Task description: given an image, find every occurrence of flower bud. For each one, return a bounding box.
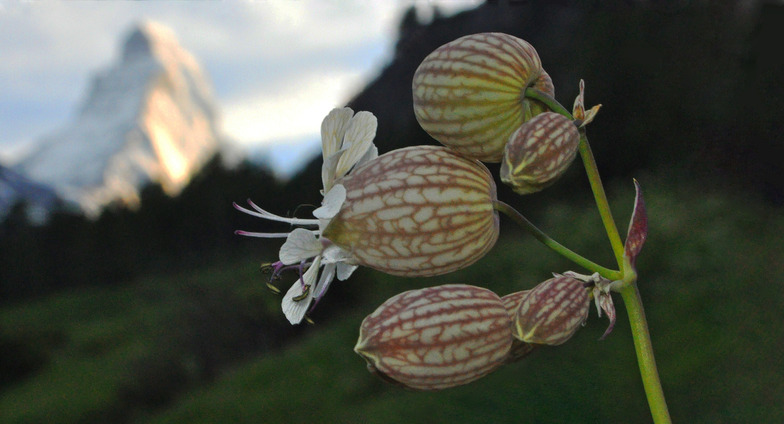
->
[355,284,513,390]
[500,112,580,195]
[514,274,590,345]
[500,290,529,318]
[412,32,555,162]
[500,290,535,362]
[323,146,499,277]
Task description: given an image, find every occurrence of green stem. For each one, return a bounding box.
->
[524,88,572,117]
[493,200,621,280]
[525,86,670,421]
[525,88,624,268]
[579,127,670,422]
[577,132,626,269]
[620,283,672,424]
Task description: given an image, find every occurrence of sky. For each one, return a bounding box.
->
[0,0,482,173]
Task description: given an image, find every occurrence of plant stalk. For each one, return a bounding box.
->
[525,88,625,268]
[524,87,670,421]
[524,88,571,117]
[578,132,670,422]
[493,200,620,280]
[577,132,626,269]
[621,283,672,424]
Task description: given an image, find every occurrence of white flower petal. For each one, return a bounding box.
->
[313,262,337,300]
[321,245,357,280]
[355,144,378,169]
[321,149,345,194]
[334,111,377,179]
[281,282,313,325]
[281,257,321,325]
[279,228,322,265]
[313,184,346,220]
[336,262,358,281]
[321,108,354,163]
[321,244,351,263]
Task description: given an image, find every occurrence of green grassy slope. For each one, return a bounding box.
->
[148,179,784,424]
[0,256,283,424]
[2,178,782,423]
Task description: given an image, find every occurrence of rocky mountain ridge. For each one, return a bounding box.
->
[12,21,224,216]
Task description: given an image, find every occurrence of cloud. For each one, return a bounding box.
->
[221,68,366,145]
[0,0,482,166]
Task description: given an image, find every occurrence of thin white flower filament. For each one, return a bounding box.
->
[233,200,320,238]
[233,200,320,226]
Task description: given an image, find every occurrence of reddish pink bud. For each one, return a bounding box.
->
[355,284,513,390]
[501,112,580,195]
[412,33,555,162]
[624,179,648,268]
[514,275,591,345]
[500,290,535,362]
[500,290,530,319]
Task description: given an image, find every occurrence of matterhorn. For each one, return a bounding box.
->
[14,21,224,216]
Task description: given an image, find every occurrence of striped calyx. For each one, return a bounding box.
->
[500,290,529,319]
[500,112,580,195]
[514,275,590,346]
[412,32,555,162]
[355,284,513,391]
[500,290,535,362]
[322,146,499,277]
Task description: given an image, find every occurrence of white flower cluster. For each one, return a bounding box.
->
[235,108,378,324]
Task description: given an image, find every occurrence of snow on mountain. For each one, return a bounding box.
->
[14,21,224,216]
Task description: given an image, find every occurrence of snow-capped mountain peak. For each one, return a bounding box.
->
[14,21,223,217]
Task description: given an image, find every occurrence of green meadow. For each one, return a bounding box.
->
[2,178,783,423]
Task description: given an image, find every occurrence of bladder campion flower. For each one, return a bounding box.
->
[412,32,555,162]
[236,27,669,421]
[500,289,536,361]
[513,274,591,346]
[500,112,581,194]
[323,145,499,277]
[235,111,499,324]
[355,284,513,390]
[234,107,378,324]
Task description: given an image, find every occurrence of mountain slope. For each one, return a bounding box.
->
[0,163,60,222]
[286,1,781,205]
[14,21,223,216]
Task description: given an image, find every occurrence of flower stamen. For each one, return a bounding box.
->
[233,200,320,227]
[234,230,303,238]
[235,107,379,325]
[292,284,311,302]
